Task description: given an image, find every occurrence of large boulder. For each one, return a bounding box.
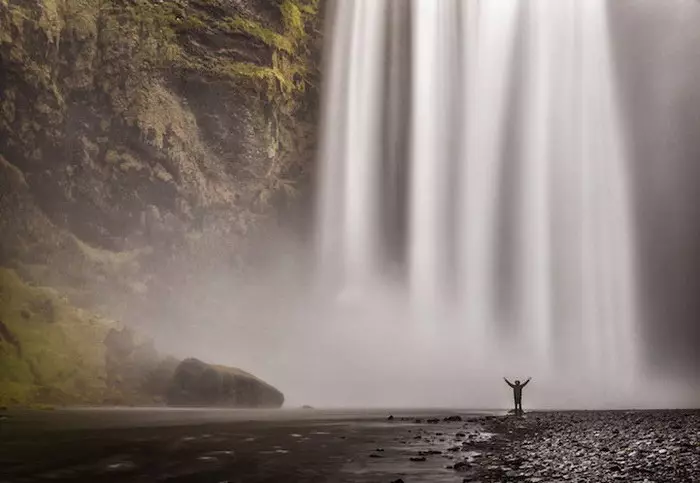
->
[167,358,284,408]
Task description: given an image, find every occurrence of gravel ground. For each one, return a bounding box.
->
[455,411,700,483]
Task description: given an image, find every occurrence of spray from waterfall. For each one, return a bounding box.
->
[313,0,644,407]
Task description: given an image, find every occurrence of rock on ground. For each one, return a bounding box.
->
[457,410,700,483]
[166,358,284,408]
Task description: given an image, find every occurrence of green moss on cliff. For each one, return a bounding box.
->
[1,0,319,216]
[0,269,285,408]
[0,269,182,406]
[0,268,113,406]
[226,16,294,53]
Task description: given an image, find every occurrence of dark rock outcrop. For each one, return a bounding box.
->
[167,358,284,408]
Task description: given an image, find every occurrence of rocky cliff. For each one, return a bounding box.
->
[0,0,320,318]
[0,0,321,406]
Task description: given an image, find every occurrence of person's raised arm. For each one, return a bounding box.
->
[504,377,514,388]
[521,377,532,387]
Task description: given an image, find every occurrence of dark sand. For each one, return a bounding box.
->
[0,408,697,483]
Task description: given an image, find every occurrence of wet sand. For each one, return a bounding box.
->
[0,408,697,483]
[0,408,496,483]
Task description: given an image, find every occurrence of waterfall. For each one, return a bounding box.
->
[315,0,640,406]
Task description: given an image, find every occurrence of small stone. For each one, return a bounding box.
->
[410,456,427,462]
[387,415,395,421]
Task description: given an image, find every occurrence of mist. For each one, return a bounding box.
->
[114,0,700,411]
[610,0,700,381]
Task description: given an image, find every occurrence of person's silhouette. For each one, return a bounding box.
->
[504,377,531,416]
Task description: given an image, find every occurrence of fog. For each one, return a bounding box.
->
[150,242,698,410]
[610,0,700,380]
[136,0,700,410]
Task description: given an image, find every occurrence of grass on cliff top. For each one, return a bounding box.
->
[0,268,114,406]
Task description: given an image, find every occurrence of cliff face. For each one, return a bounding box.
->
[0,0,320,321]
[0,268,284,407]
[0,268,111,406]
[0,0,321,405]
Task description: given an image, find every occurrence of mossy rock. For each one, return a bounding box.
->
[0,268,112,406]
[0,269,278,408]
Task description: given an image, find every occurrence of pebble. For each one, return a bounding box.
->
[464,410,699,483]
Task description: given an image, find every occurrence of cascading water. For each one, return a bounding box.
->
[315,0,641,408]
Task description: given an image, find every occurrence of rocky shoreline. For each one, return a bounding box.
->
[416,410,700,483]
